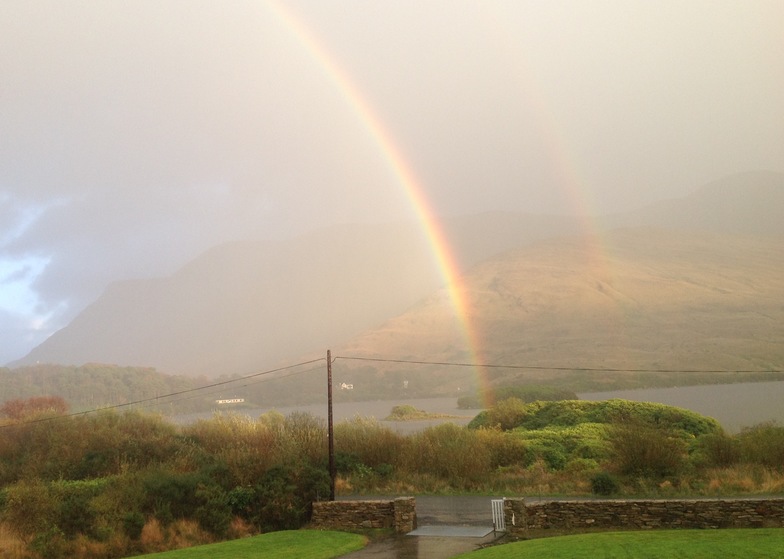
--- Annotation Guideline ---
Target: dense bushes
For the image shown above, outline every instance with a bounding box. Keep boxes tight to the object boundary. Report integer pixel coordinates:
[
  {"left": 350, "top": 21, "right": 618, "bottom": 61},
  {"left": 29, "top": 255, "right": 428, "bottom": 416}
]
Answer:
[
  {"left": 2, "top": 397, "right": 784, "bottom": 558},
  {"left": 469, "top": 399, "right": 721, "bottom": 435},
  {"left": 0, "top": 407, "right": 337, "bottom": 558},
  {"left": 457, "top": 385, "right": 577, "bottom": 409}
]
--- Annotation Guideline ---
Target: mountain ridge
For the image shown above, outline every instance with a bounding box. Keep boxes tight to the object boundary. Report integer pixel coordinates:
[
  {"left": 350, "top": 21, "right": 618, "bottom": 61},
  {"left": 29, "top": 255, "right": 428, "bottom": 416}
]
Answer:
[{"left": 11, "top": 171, "right": 784, "bottom": 377}]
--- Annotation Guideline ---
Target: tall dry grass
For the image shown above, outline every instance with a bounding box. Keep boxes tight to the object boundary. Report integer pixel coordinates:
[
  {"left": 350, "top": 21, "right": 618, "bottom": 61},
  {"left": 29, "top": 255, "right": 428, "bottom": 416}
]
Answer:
[{"left": 0, "top": 522, "right": 27, "bottom": 559}]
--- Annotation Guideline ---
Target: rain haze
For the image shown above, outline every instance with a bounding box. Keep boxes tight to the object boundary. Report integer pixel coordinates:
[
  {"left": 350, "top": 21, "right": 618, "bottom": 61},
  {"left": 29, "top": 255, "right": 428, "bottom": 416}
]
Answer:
[{"left": 1, "top": 0, "right": 783, "bottom": 365}]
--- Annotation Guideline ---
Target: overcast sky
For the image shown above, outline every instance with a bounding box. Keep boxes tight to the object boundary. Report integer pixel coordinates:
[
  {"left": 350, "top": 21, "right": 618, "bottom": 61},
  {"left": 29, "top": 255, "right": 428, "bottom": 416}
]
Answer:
[{"left": 1, "top": 0, "right": 783, "bottom": 365}]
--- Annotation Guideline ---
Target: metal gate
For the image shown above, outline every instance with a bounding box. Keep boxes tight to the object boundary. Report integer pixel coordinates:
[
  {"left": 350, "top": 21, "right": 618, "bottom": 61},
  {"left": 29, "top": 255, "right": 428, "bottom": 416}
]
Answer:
[{"left": 491, "top": 499, "right": 506, "bottom": 532}]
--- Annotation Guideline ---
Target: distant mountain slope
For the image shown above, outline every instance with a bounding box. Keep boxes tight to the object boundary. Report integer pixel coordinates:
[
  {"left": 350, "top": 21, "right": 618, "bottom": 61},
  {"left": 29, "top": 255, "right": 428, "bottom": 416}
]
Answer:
[
  {"left": 333, "top": 228, "right": 784, "bottom": 392},
  {"left": 336, "top": 229, "right": 784, "bottom": 384},
  {"left": 13, "top": 171, "right": 783, "bottom": 377},
  {"left": 605, "top": 170, "right": 784, "bottom": 236},
  {"left": 12, "top": 213, "right": 578, "bottom": 376}
]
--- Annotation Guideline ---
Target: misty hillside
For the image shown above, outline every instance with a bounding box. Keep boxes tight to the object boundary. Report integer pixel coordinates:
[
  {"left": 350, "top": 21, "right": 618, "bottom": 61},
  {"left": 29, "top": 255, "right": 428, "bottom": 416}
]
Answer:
[
  {"left": 605, "top": 170, "right": 784, "bottom": 236},
  {"left": 336, "top": 229, "right": 784, "bottom": 383},
  {"left": 13, "top": 171, "right": 783, "bottom": 378},
  {"left": 12, "top": 213, "right": 578, "bottom": 376}
]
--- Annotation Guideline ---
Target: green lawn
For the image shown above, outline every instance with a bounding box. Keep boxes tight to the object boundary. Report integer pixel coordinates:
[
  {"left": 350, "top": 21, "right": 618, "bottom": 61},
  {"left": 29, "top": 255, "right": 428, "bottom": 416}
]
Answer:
[
  {"left": 137, "top": 530, "right": 366, "bottom": 558},
  {"left": 454, "top": 529, "right": 784, "bottom": 558}
]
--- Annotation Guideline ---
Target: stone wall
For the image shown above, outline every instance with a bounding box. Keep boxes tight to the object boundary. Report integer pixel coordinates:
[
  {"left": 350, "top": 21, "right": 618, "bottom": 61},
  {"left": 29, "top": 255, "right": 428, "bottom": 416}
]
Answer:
[
  {"left": 310, "top": 497, "right": 416, "bottom": 534},
  {"left": 504, "top": 498, "right": 784, "bottom": 536}
]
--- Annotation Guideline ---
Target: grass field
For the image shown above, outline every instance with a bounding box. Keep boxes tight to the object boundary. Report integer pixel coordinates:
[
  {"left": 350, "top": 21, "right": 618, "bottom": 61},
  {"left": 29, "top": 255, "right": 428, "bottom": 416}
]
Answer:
[
  {"left": 137, "top": 530, "right": 366, "bottom": 558},
  {"left": 454, "top": 529, "right": 784, "bottom": 558}
]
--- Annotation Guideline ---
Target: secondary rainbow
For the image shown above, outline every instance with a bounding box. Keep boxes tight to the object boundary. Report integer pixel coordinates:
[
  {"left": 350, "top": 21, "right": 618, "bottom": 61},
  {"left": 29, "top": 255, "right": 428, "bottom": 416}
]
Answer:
[{"left": 267, "top": 1, "right": 487, "bottom": 391}]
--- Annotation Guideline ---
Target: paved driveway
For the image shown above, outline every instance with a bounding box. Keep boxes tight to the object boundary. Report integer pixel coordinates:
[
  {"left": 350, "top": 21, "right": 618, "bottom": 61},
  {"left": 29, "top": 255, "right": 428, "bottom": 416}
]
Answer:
[{"left": 339, "top": 495, "right": 505, "bottom": 559}]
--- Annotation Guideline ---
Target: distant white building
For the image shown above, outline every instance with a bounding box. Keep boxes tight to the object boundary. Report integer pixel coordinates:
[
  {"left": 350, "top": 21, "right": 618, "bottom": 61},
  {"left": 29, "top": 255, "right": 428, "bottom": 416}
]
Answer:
[{"left": 340, "top": 383, "right": 354, "bottom": 390}]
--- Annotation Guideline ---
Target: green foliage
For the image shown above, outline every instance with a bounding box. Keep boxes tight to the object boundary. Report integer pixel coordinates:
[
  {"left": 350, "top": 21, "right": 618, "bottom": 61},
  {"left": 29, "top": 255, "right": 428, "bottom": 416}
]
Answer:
[
  {"left": 386, "top": 405, "right": 428, "bottom": 420},
  {"left": 466, "top": 410, "right": 491, "bottom": 429},
  {"left": 736, "top": 422, "right": 784, "bottom": 470},
  {"left": 692, "top": 431, "right": 740, "bottom": 468},
  {"left": 457, "top": 385, "right": 578, "bottom": 409},
  {"left": 484, "top": 397, "right": 528, "bottom": 430},
  {"left": 475, "top": 428, "right": 530, "bottom": 468},
  {"left": 514, "top": 423, "right": 610, "bottom": 471},
  {"left": 255, "top": 464, "right": 330, "bottom": 531},
  {"left": 609, "top": 422, "right": 688, "bottom": 479},
  {"left": 403, "top": 423, "right": 492, "bottom": 484},
  {"left": 0, "top": 363, "right": 214, "bottom": 414},
  {"left": 51, "top": 479, "right": 108, "bottom": 538},
  {"left": 585, "top": 399, "right": 721, "bottom": 437},
  {"left": 3, "top": 479, "right": 58, "bottom": 542},
  {"left": 123, "top": 510, "right": 145, "bottom": 540},
  {"left": 226, "top": 485, "right": 256, "bottom": 519},
  {"left": 0, "top": 395, "right": 69, "bottom": 420},
  {"left": 334, "top": 416, "right": 404, "bottom": 468},
  {"left": 3, "top": 395, "right": 783, "bottom": 557},
  {"left": 281, "top": 412, "right": 328, "bottom": 465},
  {"left": 30, "top": 525, "right": 67, "bottom": 559},
  {"left": 141, "top": 469, "right": 207, "bottom": 523},
  {"left": 591, "top": 471, "right": 620, "bottom": 495},
  {"left": 474, "top": 398, "right": 721, "bottom": 438},
  {"left": 195, "top": 483, "right": 232, "bottom": 537},
  {"left": 334, "top": 451, "right": 364, "bottom": 475}
]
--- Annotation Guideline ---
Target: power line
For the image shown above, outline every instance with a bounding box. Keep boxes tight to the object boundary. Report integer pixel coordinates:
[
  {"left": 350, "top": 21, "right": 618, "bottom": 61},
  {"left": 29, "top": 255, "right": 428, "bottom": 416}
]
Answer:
[
  {"left": 139, "top": 363, "right": 327, "bottom": 413},
  {"left": 4, "top": 352, "right": 782, "bottom": 429},
  {"left": 333, "top": 354, "right": 784, "bottom": 374},
  {"left": 0, "top": 358, "right": 325, "bottom": 429}
]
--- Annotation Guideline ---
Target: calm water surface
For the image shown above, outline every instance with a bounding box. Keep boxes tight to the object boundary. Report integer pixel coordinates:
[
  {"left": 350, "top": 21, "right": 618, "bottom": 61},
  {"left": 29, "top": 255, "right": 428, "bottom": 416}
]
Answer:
[{"left": 176, "top": 382, "right": 784, "bottom": 434}]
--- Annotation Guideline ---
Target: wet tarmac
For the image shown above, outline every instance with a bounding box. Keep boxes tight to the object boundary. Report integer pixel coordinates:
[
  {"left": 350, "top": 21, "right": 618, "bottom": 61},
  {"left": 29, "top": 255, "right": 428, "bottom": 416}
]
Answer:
[
  {"left": 338, "top": 495, "right": 506, "bottom": 559},
  {"left": 340, "top": 532, "right": 500, "bottom": 559}
]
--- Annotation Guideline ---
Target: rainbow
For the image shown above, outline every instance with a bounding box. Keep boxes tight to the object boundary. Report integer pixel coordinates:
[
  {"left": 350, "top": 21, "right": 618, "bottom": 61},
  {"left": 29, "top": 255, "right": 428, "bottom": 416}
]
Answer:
[{"left": 267, "top": 2, "right": 487, "bottom": 395}]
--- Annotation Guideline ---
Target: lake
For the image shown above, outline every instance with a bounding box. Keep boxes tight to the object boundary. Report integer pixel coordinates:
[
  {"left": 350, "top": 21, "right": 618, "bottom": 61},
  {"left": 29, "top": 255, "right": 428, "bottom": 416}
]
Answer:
[
  {"left": 174, "top": 397, "right": 477, "bottom": 434},
  {"left": 175, "top": 381, "right": 784, "bottom": 434}
]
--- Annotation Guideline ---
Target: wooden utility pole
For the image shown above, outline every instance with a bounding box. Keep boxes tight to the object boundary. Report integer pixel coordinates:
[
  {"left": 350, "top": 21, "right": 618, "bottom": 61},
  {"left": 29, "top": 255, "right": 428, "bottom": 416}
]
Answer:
[{"left": 327, "top": 349, "right": 336, "bottom": 500}]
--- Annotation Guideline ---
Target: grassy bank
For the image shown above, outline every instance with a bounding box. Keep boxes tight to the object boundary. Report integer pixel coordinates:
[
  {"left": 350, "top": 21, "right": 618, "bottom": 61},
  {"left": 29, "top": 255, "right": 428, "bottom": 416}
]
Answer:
[
  {"left": 138, "top": 530, "right": 366, "bottom": 558},
  {"left": 456, "top": 529, "right": 784, "bottom": 558}
]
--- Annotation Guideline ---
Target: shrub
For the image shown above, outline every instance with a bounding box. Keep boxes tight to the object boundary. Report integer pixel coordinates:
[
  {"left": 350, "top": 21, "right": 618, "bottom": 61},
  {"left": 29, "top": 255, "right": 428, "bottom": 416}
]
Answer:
[
  {"left": 254, "top": 464, "right": 330, "bottom": 531},
  {"left": 30, "top": 525, "right": 67, "bottom": 559},
  {"left": 467, "top": 410, "right": 491, "bottom": 429},
  {"left": 737, "top": 422, "right": 784, "bottom": 470},
  {"left": 53, "top": 480, "right": 105, "bottom": 538},
  {"left": 591, "top": 471, "right": 620, "bottom": 495},
  {"left": 402, "top": 423, "right": 492, "bottom": 485},
  {"left": 226, "top": 485, "right": 257, "bottom": 520},
  {"left": 458, "top": 385, "right": 578, "bottom": 409},
  {"left": 375, "top": 463, "right": 394, "bottom": 478},
  {"left": 475, "top": 428, "right": 531, "bottom": 468},
  {"left": 183, "top": 414, "right": 278, "bottom": 486},
  {"left": 141, "top": 469, "right": 207, "bottom": 523},
  {"left": 693, "top": 431, "right": 740, "bottom": 468},
  {"left": 281, "top": 412, "right": 327, "bottom": 465},
  {"left": 609, "top": 422, "right": 688, "bottom": 479},
  {"left": 123, "top": 510, "right": 146, "bottom": 540},
  {"left": 334, "top": 416, "right": 404, "bottom": 467},
  {"left": 3, "top": 479, "right": 58, "bottom": 542},
  {"left": 484, "top": 398, "right": 528, "bottom": 430},
  {"left": 194, "top": 484, "right": 232, "bottom": 537}
]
